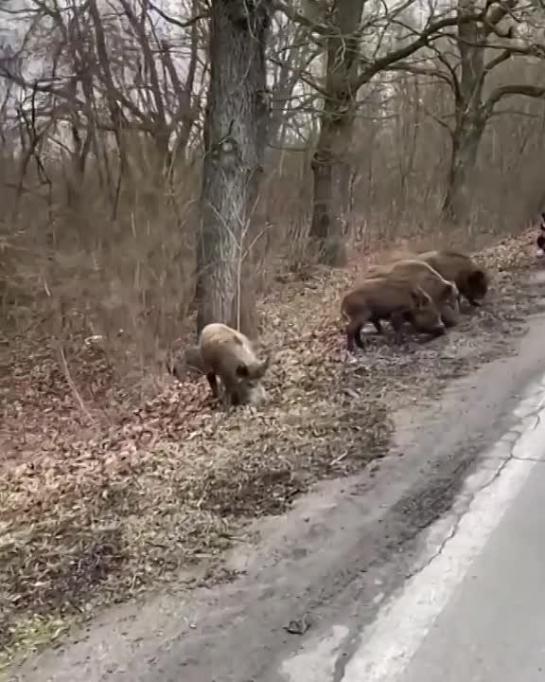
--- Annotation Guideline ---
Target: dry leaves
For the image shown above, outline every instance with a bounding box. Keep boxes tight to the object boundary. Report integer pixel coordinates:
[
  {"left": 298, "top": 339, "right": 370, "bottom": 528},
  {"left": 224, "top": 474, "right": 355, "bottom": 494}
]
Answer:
[{"left": 0, "top": 228, "right": 543, "bottom": 658}]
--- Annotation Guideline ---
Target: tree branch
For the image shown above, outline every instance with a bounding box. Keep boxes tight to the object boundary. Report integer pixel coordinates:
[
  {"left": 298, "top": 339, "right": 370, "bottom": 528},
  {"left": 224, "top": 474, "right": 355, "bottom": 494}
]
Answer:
[
  {"left": 352, "top": 10, "right": 488, "bottom": 90},
  {"left": 272, "top": 0, "right": 331, "bottom": 36},
  {"left": 482, "top": 0, "right": 519, "bottom": 37},
  {"left": 483, "top": 47, "right": 513, "bottom": 73},
  {"left": 148, "top": 2, "right": 207, "bottom": 29},
  {"left": 385, "top": 61, "right": 455, "bottom": 87},
  {"left": 483, "top": 83, "right": 545, "bottom": 116}
]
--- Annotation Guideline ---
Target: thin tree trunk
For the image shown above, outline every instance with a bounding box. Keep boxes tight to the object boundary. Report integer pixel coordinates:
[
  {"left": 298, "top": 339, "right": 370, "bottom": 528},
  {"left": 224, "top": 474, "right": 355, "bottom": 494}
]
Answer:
[
  {"left": 196, "top": 0, "right": 271, "bottom": 338},
  {"left": 309, "top": 0, "right": 364, "bottom": 267},
  {"left": 442, "top": 117, "right": 485, "bottom": 222},
  {"left": 310, "top": 103, "right": 352, "bottom": 266},
  {"left": 442, "top": 0, "right": 485, "bottom": 223}
]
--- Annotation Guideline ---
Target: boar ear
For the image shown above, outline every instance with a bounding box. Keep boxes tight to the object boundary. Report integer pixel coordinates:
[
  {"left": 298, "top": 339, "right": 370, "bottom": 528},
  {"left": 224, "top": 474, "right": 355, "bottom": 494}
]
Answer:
[
  {"left": 255, "top": 355, "right": 270, "bottom": 378},
  {"left": 410, "top": 288, "right": 429, "bottom": 308},
  {"left": 236, "top": 363, "right": 249, "bottom": 378},
  {"left": 246, "top": 356, "right": 270, "bottom": 380},
  {"left": 439, "top": 283, "right": 455, "bottom": 302}
]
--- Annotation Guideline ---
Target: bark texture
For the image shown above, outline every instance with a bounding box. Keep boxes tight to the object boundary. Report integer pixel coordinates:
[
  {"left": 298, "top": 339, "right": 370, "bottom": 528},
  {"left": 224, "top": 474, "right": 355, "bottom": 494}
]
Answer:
[
  {"left": 309, "top": 0, "right": 364, "bottom": 267},
  {"left": 196, "top": 0, "right": 271, "bottom": 337},
  {"left": 442, "top": 0, "right": 486, "bottom": 222}
]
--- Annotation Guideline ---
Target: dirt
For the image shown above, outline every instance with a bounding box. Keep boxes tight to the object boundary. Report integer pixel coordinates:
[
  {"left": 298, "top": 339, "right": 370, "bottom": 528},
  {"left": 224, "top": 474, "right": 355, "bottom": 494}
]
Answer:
[{"left": 0, "top": 228, "right": 543, "bottom": 668}]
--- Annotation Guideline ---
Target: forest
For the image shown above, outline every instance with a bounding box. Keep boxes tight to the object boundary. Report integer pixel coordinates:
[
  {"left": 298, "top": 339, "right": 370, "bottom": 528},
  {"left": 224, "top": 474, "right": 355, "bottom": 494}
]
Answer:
[{"left": 1, "top": 0, "right": 545, "bottom": 668}]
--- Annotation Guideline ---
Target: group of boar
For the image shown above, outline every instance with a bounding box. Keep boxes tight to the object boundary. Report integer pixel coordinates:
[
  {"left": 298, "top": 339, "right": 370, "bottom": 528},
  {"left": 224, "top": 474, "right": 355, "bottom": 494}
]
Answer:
[
  {"left": 341, "top": 249, "right": 489, "bottom": 352},
  {"left": 173, "top": 249, "right": 489, "bottom": 408}
]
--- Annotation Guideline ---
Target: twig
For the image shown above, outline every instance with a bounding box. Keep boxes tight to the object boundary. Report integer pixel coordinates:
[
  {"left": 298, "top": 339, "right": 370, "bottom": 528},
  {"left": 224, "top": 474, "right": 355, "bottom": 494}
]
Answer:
[{"left": 56, "top": 343, "right": 96, "bottom": 425}]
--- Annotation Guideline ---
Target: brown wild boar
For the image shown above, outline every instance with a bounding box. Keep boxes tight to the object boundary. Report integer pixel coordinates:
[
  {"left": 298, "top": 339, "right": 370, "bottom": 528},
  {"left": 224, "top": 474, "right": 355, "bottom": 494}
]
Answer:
[
  {"left": 191, "top": 323, "right": 270, "bottom": 407},
  {"left": 341, "top": 278, "right": 445, "bottom": 352},
  {"left": 417, "top": 250, "right": 489, "bottom": 307},
  {"left": 367, "top": 259, "right": 460, "bottom": 328}
]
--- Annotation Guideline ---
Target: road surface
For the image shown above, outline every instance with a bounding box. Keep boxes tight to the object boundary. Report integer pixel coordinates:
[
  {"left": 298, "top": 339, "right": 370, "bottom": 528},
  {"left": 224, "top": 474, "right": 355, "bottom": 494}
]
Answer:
[
  {"left": 11, "top": 313, "right": 545, "bottom": 682},
  {"left": 300, "top": 369, "right": 545, "bottom": 682}
]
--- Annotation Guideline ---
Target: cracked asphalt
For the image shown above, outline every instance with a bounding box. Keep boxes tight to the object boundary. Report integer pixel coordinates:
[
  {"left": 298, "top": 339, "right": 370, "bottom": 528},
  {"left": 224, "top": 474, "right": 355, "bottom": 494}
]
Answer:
[
  {"left": 331, "top": 371, "right": 545, "bottom": 681},
  {"left": 393, "top": 431, "right": 545, "bottom": 682},
  {"left": 11, "top": 313, "right": 545, "bottom": 682}
]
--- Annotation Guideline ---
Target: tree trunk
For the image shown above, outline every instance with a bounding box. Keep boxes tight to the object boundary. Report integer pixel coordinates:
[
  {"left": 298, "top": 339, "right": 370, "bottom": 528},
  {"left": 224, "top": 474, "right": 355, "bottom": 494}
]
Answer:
[
  {"left": 310, "top": 102, "right": 353, "bottom": 266},
  {"left": 309, "top": 0, "right": 364, "bottom": 267},
  {"left": 442, "top": 0, "right": 485, "bottom": 224},
  {"left": 442, "top": 117, "right": 485, "bottom": 223},
  {"left": 196, "top": 1, "right": 271, "bottom": 338}
]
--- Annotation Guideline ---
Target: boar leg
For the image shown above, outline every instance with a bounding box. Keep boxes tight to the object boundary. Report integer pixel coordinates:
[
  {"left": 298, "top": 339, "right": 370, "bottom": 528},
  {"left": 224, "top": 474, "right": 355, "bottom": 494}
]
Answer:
[
  {"left": 354, "top": 322, "right": 366, "bottom": 349},
  {"left": 346, "top": 319, "right": 365, "bottom": 351},
  {"left": 206, "top": 372, "right": 219, "bottom": 398},
  {"left": 220, "top": 378, "right": 243, "bottom": 408},
  {"left": 229, "top": 387, "right": 242, "bottom": 407},
  {"left": 222, "top": 392, "right": 236, "bottom": 409},
  {"left": 371, "top": 316, "right": 384, "bottom": 334},
  {"left": 389, "top": 311, "right": 405, "bottom": 343}
]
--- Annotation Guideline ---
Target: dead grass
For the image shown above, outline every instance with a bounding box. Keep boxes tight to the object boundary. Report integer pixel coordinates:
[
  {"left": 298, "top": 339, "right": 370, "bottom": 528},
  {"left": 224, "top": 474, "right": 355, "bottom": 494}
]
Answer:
[{"left": 0, "top": 226, "right": 543, "bottom": 666}]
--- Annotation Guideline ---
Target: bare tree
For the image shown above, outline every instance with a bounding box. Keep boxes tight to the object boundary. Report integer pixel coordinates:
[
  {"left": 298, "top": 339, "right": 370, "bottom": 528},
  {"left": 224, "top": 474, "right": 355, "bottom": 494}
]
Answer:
[
  {"left": 276, "top": 0, "right": 534, "bottom": 264},
  {"left": 196, "top": 0, "right": 272, "bottom": 336},
  {"left": 267, "top": 15, "right": 319, "bottom": 146},
  {"left": 443, "top": 0, "right": 545, "bottom": 221},
  {"left": 389, "top": 0, "right": 545, "bottom": 222},
  {"left": 0, "top": 0, "right": 204, "bottom": 188}
]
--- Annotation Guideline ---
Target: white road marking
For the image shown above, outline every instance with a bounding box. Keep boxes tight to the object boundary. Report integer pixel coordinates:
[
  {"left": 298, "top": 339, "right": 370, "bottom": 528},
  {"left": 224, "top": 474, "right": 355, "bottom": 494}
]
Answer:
[{"left": 341, "top": 376, "right": 545, "bottom": 681}]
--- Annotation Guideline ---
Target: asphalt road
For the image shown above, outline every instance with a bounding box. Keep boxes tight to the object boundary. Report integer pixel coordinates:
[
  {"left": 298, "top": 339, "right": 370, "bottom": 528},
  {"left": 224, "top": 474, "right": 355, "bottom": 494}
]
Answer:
[
  {"left": 396, "top": 460, "right": 545, "bottom": 682},
  {"left": 335, "top": 372, "right": 545, "bottom": 682},
  {"left": 11, "top": 313, "right": 545, "bottom": 682}
]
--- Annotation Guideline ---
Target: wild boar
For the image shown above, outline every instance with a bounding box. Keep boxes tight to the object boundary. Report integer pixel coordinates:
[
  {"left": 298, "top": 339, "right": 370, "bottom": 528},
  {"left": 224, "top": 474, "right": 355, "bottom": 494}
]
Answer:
[
  {"left": 367, "top": 259, "right": 460, "bottom": 328},
  {"left": 195, "top": 322, "right": 270, "bottom": 407},
  {"left": 417, "top": 249, "right": 489, "bottom": 307},
  {"left": 341, "top": 278, "right": 445, "bottom": 352}
]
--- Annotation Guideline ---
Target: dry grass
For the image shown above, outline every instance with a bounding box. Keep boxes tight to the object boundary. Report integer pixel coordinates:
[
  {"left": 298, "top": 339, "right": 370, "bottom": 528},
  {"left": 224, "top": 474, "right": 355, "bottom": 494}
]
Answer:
[{"left": 0, "top": 225, "right": 543, "bottom": 667}]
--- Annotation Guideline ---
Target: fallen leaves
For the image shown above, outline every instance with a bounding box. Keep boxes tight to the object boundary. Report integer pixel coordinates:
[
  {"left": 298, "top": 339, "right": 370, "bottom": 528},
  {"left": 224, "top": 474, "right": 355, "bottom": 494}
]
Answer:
[{"left": 0, "top": 227, "right": 542, "bottom": 660}]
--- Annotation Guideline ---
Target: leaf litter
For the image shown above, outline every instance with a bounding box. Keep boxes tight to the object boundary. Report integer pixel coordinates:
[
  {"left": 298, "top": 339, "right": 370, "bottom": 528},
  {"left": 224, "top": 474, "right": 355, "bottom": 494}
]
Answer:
[{"left": 1, "top": 228, "right": 544, "bottom": 663}]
